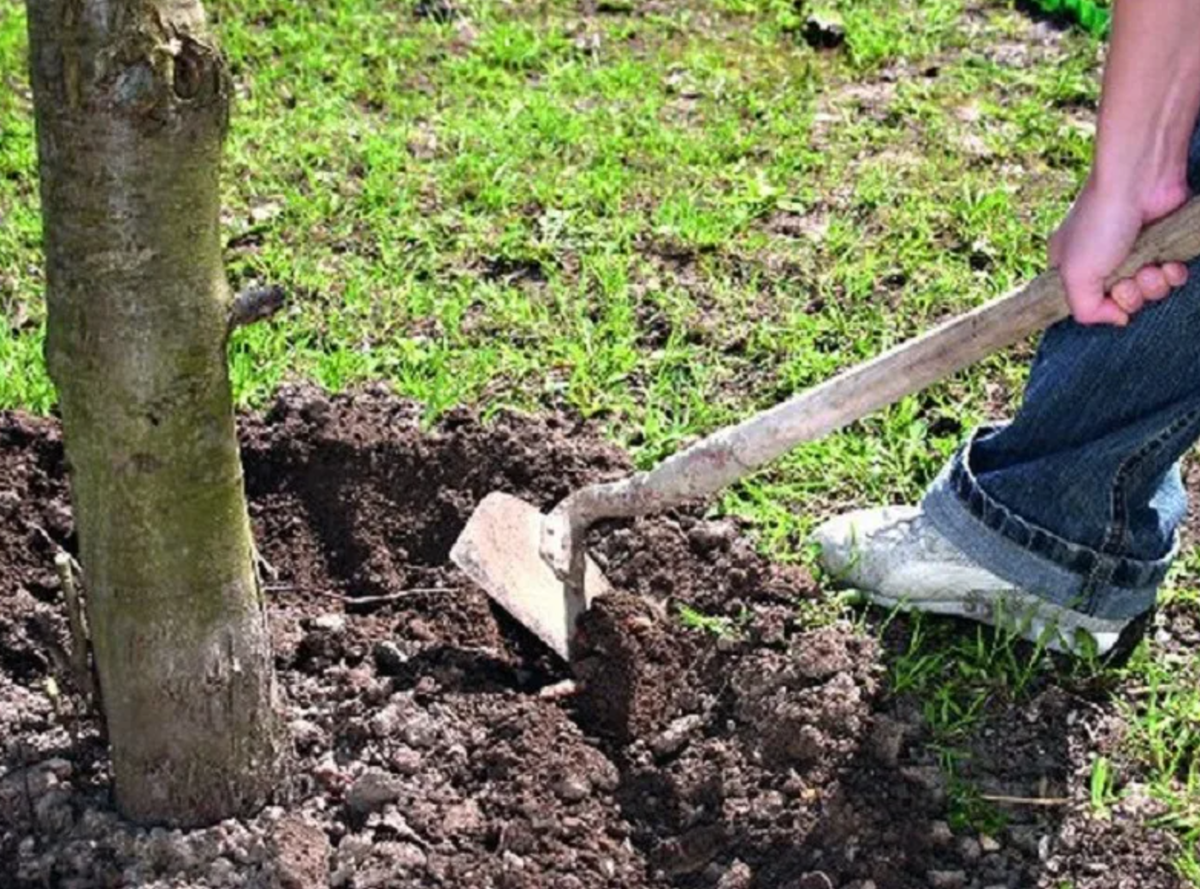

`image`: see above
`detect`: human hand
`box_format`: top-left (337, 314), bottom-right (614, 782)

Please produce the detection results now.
top-left (1048, 178), bottom-right (1190, 326)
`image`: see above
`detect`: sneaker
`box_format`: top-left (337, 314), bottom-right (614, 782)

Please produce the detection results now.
top-left (812, 505), bottom-right (1134, 657)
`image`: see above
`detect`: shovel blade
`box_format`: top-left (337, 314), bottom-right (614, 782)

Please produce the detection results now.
top-left (450, 492), bottom-right (611, 660)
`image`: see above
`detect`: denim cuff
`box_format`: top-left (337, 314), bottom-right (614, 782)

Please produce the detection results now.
top-left (922, 426), bottom-right (1167, 621)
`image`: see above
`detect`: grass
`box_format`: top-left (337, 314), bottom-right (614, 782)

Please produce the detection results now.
top-left (0, 0), bottom-right (1195, 880)
top-left (879, 608), bottom-right (1055, 834)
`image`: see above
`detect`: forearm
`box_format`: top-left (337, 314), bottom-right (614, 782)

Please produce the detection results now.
top-left (1092, 0), bottom-right (1200, 213)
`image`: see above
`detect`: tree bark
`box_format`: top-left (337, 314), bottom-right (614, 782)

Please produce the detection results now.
top-left (25, 0), bottom-right (288, 826)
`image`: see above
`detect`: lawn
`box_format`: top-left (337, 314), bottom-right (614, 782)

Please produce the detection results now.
top-left (1, 0), bottom-right (1197, 883)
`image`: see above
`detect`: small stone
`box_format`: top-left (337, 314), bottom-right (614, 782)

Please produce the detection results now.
top-left (336, 832), bottom-right (373, 865)
top-left (650, 714), bottom-right (705, 758)
top-left (502, 850), bottom-right (526, 871)
top-left (290, 718), bottom-right (324, 749)
top-left (347, 771), bottom-right (405, 815)
top-left (311, 613), bottom-right (346, 633)
top-left (401, 714), bottom-right (438, 749)
top-left (958, 836), bottom-right (982, 863)
top-left (979, 834), bottom-right (1002, 853)
top-left (209, 857), bottom-right (238, 887)
top-left (537, 679), bottom-right (578, 700)
top-left (378, 808), bottom-right (424, 844)
top-left (390, 746), bottom-right (422, 776)
top-left (1038, 835), bottom-right (1052, 861)
top-left (929, 820), bottom-right (954, 847)
top-left (716, 860), bottom-right (753, 889)
top-left (373, 641), bottom-right (410, 674)
top-left (271, 814), bottom-right (331, 889)
top-left (926, 871), bottom-right (966, 889)
top-left (378, 841), bottom-right (428, 870)
top-left (42, 758), bottom-right (73, 780)
top-left (407, 618), bottom-right (435, 641)
top-left (796, 872), bottom-right (834, 889)
top-left (369, 704), bottom-right (404, 738)
top-left (0, 490), bottom-right (20, 515)
top-left (554, 775), bottom-right (591, 803)
top-left (443, 799), bottom-right (485, 835)
top-left (313, 756), bottom-right (345, 791)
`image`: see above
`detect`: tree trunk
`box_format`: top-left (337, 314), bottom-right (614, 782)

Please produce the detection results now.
top-left (25, 0), bottom-right (288, 826)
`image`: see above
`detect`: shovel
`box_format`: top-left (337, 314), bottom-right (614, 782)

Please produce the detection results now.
top-left (451, 199), bottom-right (1200, 660)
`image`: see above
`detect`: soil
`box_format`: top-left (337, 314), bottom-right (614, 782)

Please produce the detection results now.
top-left (0, 386), bottom-right (1188, 888)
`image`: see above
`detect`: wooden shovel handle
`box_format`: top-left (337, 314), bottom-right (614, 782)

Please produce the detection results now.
top-left (556, 197), bottom-right (1200, 527)
top-left (733, 193), bottom-right (1200, 467)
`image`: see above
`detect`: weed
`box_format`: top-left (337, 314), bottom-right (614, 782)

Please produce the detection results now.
top-left (1088, 755), bottom-right (1116, 819)
top-left (677, 602), bottom-right (747, 638)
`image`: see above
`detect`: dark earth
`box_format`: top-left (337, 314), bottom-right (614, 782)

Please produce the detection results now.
top-left (0, 386), bottom-right (1189, 888)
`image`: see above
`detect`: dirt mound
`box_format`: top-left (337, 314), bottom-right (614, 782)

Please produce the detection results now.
top-left (0, 387), bottom-right (1186, 888)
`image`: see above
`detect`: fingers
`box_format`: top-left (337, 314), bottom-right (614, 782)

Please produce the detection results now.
top-left (1135, 265), bottom-right (1170, 301)
top-left (1163, 261), bottom-right (1189, 289)
top-left (1105, 262), bottom-right (1191, 318)
top-left (1110, 278), bottom-right (1144, 315)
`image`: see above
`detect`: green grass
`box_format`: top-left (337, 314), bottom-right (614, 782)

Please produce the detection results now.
top-left (1, 0), bottom-right (1195, 880)
top-left (879, 608), bottom-right (1055, 833)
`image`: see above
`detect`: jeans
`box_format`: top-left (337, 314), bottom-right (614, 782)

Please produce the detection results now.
top-left (923, 126), bottom-right (1200, 623)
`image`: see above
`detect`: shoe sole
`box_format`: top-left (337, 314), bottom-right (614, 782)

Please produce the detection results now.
top-left (859, 589), bottom-right (1127, 656)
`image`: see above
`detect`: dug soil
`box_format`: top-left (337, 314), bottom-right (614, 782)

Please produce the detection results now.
top-left (0, 387), bottom-right (1187, 888)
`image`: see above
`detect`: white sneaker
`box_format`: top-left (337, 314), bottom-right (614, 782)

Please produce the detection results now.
top-left (813, 506), bottom-right (1131, 656)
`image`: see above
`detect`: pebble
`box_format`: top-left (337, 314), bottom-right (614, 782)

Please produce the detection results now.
top-left (336, 832), bottom-right (373, 864)
top-left (795, 872), bottom-right (834, 889)
top-left (553, 775), bottom-right (591, 803)
top-left (313, 757), bottom-right (345, 791)
top-left (369, 703), bottom-right (404, 738)
top-left (289, 718), bottom-right (324, 749)
top-left (979, 834), bottom-right (1002, 853)
top-left (926, 870), bottom-right (966, 889)
top-left (311, 613), bottom-right (346, 633)
top-left (716, 860), bottom-right (753, 889)
top-left (346, 771), bottom-right (405, 815)
top-left (390, 746), bottom-right (422, 776)
top-left (42, 758), bottom-right (73, 780)
top-left (928, 820), bottom-right (954, 847)
top-left (401, 712), bottom-right (439, 748)
top-left (958, 836), bottom-right (982, 863)
top-left (442, 799), bottom-right (485, 834)
top-left (378, 841), bottom-right (428, 869)
top-left (650, 714), bottom-right (704, 758)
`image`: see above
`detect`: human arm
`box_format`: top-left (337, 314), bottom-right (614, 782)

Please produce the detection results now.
top-left (1049, 0), bottom-right (1200, 325)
